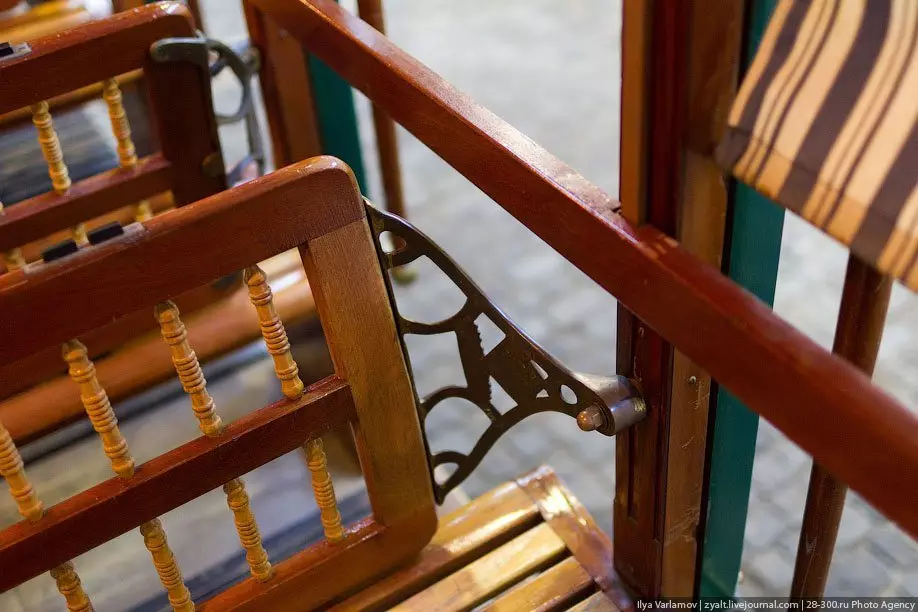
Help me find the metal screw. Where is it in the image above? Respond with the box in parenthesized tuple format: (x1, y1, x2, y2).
(688, 375, 698, 386)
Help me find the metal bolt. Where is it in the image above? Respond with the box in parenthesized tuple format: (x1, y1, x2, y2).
(688, 375, 698, 386)
(577, 406, 604, 432)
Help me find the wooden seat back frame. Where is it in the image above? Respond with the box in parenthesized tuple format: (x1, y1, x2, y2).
(0, 158, 436, 611)
(0, 5, 232, 410)
(245, 0, 918, 539)
(0, 3, 224, 253)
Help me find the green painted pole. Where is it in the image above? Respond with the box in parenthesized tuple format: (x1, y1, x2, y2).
(698, 0, 781, 599)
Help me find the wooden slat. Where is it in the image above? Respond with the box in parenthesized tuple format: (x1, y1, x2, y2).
(0, 154, 172, 251)
(331, 479, 541, 611)
(0, 158, 362, 366)
(392, 523, 568, 612)
(567, 592, 623, 612)
(249, 0, 918, 537)
(0, 377, 354, 590)
(518, 467, 631, 609)
(481, 557, 594, 612)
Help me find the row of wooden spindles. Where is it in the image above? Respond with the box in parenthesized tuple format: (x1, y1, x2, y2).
(0, 265, 344, 610)
(2, 79, 153, 271)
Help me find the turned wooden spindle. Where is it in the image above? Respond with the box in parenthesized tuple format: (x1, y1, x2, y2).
(102, 79, 152, 222)
(50, 562, 94, 612)
(154, 301, 223, 435)
(243, 265, 304, 399)
(63, 341, 193, 606)
(0, 421, 43, 521)
(155, 301, 273, 582)
(0, 423, 94, 609)
(304, 437, 346, 543)
(63, 340, 135, 478)
(140, 519, 194, 611)
(223, 478, 274, 581)
(31, 101, 86, 243)
(0, 200, 27, 271)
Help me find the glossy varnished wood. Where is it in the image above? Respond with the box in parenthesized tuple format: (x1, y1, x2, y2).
(0, 154, 171, 252)
(616, 0, 743, 596)
(0, 377, 354, 591)
(248, 0, 918, 537)
(0, 158, 362, 365)
(481, 556, 593, 612)
(0, 264, 314, 443)
(330, 480, 541, 611)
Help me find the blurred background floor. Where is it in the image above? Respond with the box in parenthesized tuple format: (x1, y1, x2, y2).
(201, 0, 916, 598)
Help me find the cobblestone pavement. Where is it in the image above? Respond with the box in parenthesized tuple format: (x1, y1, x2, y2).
(206, 0, 918, 596)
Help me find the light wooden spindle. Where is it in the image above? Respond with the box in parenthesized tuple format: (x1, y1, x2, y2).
(50, 562, 94, 612)
(140, 519, 194, 611)
(155, 300, 273, 582)
(154, 302, 222, 435)
(223, 478, 273, 581)
(62, 340, 193, 609)
(63, 340, 135, 478)
(304, 437, 346, 542)
(243, 265, 304, 399)
(0, 421, 93, 610)
(0, 200, 27, 271)
(0, 421, 43, 522)
(31, 101, 86, 244)
(102, 79, 152, 222)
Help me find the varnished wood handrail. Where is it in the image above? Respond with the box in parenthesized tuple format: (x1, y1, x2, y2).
(249, 0, 918, 537)
(0, 376, 355, 591)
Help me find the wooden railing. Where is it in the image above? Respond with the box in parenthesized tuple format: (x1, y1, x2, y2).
(246, 0, 918, 540)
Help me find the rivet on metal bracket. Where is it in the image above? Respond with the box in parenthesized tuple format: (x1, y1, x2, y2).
(366, 201, 648, 503)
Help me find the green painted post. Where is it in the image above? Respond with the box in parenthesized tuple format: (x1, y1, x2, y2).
(307, 55, 370, 193)
(698, 0, 781, 599)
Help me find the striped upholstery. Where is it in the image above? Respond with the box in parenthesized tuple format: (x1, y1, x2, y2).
(718, 0, 918, 292)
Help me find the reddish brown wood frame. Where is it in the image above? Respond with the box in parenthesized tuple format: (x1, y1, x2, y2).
(246, 0, 918, 539)
(0, 158, 436, 611)
(0, 3, 225, 249)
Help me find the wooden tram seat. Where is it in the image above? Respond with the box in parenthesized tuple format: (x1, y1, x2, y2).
(0, 6, 319, 444)
(0, 155, 629, 611)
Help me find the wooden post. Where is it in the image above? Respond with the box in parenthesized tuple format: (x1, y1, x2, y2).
(791, 257, 892, 597)
(62, 340, 194, 609)
(616, 0, 744, 597)
(31, 101, 86, 244)
(102, 78, 153, 221)
(243, 265, 304, 399)
(155, 300, 274, 582)
(304, 437, 346, 542)
(63, 340, 135, 478)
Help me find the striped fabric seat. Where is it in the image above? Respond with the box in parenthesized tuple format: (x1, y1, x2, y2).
(718, 0, 918, 292)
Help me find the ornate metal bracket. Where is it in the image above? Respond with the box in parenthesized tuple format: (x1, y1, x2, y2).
(366, 203, 647, 503)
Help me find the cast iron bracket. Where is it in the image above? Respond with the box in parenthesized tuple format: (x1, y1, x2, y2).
(367, 202, 647, 503)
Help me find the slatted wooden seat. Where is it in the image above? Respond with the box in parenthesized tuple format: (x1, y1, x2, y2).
(334, 466, 628, 612)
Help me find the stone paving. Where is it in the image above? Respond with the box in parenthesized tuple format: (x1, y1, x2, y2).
(204, 0, 918, 596)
